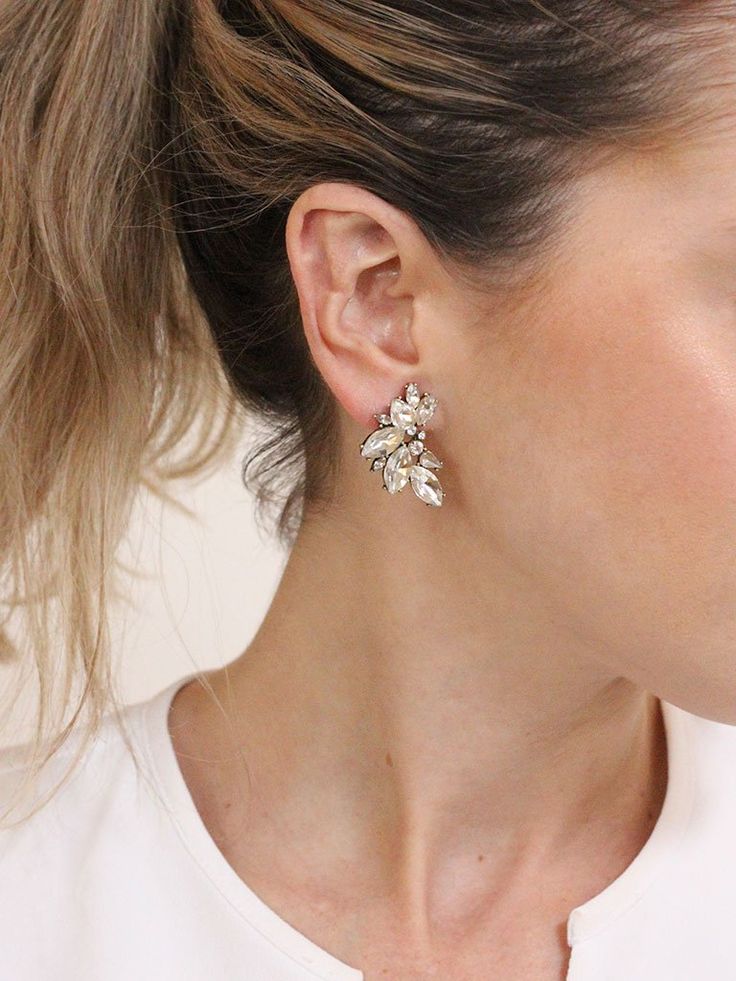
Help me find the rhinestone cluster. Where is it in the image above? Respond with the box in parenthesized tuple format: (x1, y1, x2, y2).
(359, 382, 445, 507)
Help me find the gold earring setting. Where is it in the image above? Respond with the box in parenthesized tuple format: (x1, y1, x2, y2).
(359, 382, 445, 507)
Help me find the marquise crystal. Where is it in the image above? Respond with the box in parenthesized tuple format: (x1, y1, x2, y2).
(359, 424, 404, 459)
(415, 395, 438, 427)
(390, 397, 415, 430)
(359, 381, 445, 507)
(409, 465, 444, 507)
(383, 444, 412, 494)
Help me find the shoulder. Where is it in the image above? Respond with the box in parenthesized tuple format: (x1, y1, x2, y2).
(0, 679, 215, 979)
(682, 704, 736, 817)
(656, 700, 736, 896)
(0, 685, 166, 864)
(684, 703, 736, 771)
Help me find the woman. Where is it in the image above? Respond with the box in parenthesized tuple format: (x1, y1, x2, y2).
(1, 0, 735, 978)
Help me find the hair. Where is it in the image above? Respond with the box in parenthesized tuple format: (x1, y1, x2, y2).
(0, 0, 732, 827)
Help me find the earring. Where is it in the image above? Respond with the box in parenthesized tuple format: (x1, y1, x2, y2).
(359, 381, 445, 507)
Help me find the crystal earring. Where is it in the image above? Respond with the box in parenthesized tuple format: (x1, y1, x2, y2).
(359, 381, 445, 507)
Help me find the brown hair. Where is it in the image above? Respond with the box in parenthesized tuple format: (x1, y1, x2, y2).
(0, 0, 730, 826)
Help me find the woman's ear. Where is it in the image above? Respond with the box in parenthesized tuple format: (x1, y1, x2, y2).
(284, 181, 443, 429)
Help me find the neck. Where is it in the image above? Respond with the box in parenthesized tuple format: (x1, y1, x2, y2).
(213, 499, 667, 932)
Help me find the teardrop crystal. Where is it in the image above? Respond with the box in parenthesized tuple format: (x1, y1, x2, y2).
(419, 449, 442, 469)
(415, 394, 438, 426)
(409, 464, 444, 506)
(360, 425, 404, 459)
(405, 383, 421, 408)
(390, 397, 416, 431)
(383, 444, 412, 494)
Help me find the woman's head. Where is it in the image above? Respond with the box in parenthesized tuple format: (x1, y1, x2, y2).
(0, 0, 734, 824)
(176, 1, 736, 721)
(172, 1, 732, 537)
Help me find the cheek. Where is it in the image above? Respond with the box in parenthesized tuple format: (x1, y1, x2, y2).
(482, 284, 736, 716)
(576, 302, 736, 519)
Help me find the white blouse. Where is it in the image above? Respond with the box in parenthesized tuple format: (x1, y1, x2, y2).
(1, 670, 735, 980)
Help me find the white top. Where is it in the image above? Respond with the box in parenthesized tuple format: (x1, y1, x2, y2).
(1, 671, 736, 980)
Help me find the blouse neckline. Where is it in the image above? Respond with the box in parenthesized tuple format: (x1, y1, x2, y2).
(137, 671, 697, 974)
(566, 693, 696, 946)
(140, 670, 364, 980)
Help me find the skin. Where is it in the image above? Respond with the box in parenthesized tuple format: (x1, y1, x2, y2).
(168, 73, 736, 979)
